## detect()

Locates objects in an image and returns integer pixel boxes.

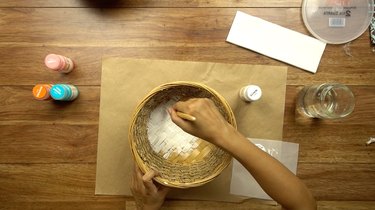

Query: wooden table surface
[0,0,374,209]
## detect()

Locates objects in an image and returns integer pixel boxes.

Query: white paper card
[226,11,326,73]
[230,138,299,200]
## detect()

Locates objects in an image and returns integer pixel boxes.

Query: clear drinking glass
[296,83,355,119]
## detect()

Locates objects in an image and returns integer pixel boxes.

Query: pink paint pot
[44,54,74,73]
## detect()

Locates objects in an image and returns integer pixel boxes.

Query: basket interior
[131,85,233,187]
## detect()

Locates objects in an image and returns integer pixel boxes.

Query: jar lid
[32,84,51,100]
[45,54,63,70]
[302,0,374,44]
[244,85,262,101]
[51,84,71,100]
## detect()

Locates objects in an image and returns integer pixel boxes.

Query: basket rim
[128,81,237,188]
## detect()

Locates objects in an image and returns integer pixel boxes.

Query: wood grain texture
[0,8,373,86]
[298,163,375,201]
[317,201,375,210]
[0,124,98,163]
[0,1,374,209]
[0,86,99,123]
[0,86,374,165]
[0,44,374,85]
[129,200,282,210]
[1,201,127,210]
[0,164,96,202]
[1,123,373,164]
[1,85,373,125]
[0,0,302,8]
[1,201,375,210]
[0,8,307,47]
[0,163,373,201]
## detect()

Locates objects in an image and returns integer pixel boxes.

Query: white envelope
[227,11,326,73]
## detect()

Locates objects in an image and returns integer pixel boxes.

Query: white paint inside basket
[147,100,199,159]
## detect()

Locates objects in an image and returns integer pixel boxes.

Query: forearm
[169,98,315,209]
[217,130,316,210]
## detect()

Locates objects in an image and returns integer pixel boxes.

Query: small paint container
[44,54,74,73]
[239,85,262,102]
[32,84,53,100]
[50,84,79,101]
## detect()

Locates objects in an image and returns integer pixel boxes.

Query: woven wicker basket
[129,81,237,188]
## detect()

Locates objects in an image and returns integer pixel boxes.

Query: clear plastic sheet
[230,138,299,200]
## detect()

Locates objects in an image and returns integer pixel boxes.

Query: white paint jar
[239,85,262,102]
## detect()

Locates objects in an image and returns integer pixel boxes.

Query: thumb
[142,170,156,182]
[142,170,157,193]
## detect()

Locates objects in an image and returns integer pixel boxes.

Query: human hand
[168,98,236,147]
[130,165,170,210]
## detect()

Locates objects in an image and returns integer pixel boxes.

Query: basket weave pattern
[129,81,237,188]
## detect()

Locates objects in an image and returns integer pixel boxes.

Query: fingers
[131,165,169,208]
[142,170,170,198]
[132,165,155,185]
[142,170,156,182]
[132,165,161,193]
[131,164,144,194]
[167,107,179,122]
[173,98,215,115]
[134,164,159,181]
[172,99,197,114]
[143,170,158,193]
[168,107,191,129]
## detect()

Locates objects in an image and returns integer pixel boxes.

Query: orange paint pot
[32,84,53,100]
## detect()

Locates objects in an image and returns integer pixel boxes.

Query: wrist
[213,125,240,149]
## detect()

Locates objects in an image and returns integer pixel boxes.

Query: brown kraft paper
[95,58,287,202]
